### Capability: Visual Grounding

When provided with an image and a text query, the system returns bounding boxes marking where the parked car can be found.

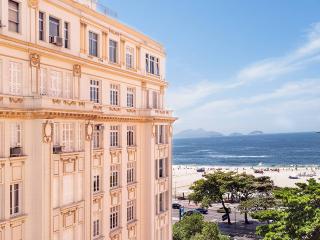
[172,203,182,209]
[183,210,201,217]
[195,207,208,214]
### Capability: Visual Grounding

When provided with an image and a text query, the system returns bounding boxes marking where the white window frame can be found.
[93,219,100,238]
[93,124,103,149]
[10,182,22,216]
[9,61,22,95]
[10,122,22,148]
[127,200,136,222]
[127,126,135,147]
[146,54,160,75]
[8,0,20,33]
[110,125,120,147]
[109,39,118,63]
[93,175,100,193]
[90,80,100,103]
[110,164,120,188]
[127,87,135,108]
[89,31,98,57]
[110,84,119,106]
[39,11,45,41]
[50,70,62,98]
[110,205,120,230]
[126,46,134,69]
[61,123,74,152]
[127,161,136,184]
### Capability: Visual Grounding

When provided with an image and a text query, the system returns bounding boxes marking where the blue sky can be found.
[102,0,320,134]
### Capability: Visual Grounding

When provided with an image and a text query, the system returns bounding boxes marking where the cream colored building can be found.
[0,0,175,239]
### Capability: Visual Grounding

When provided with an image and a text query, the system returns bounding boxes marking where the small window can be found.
[49,16,60,41]
[127,87,135,108]
[110,164,120,188]
[127,200,136,222]
[10,183,21,216]
[39,12,45,41]
[127,126,135,147]
[93,219,100,237]
[110,206,120,230]
[8,0,19,33]
[90,80,100,103]
[64,22,69,48]
[92,124,103,149]
[89,31,98,57]
[126,47,134,69]
[110,125,120,147]
[146,54,160,75]
[127,161,136,184]
[110,84,119,106]
[109,39,118,63]
[93,175,100,193]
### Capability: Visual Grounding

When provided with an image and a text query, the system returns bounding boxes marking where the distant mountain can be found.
[229,132,243,137]
[249,130,264,135]
[175,129,224,139]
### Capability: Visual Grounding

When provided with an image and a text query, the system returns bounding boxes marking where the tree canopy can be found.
[173,213,229,240]
[252,178,320,240]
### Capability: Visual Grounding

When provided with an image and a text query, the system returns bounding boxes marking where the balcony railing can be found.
[76,0,118,19]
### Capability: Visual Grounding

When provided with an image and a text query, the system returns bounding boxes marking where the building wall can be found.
[0,0,175,240]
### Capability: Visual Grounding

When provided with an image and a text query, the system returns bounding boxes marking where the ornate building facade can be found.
[0,0,175,239]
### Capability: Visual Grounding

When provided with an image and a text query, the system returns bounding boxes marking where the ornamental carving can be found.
[29,53,40,68]
[73,64,81,77]
[43,121,53,143]
[28,0,38,8]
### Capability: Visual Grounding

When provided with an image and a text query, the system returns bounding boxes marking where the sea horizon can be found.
[173,132,320,167]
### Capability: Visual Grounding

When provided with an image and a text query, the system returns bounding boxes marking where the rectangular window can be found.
[39,12,45,41]
[127,126,135,147]
[93,124,103,149]
[8,0,19,33]
[127,87,135,108]
[93,175,100,193]
[110,165,120,188]
[53,123,60,147]
[61,123,74,152]
[127,161,136,184]
[49,16,60,41]
[93,219,100,237]
[50,70,62,97]
[110,126,120,147]
[90,80,100,103]
[89,31,98,57]
[156,125,167,145]
[9,62,22,95]
[109,39,118,63]
[110,84,119,106]
[159,158,164,178]
[10,183,20,216]
[64,22,69,48]
[10,122,22,148]
[146,54,160,75]
[110,206,120,230]
[159,192,167,213]
[126,46,134,69]
[127,200,136,222]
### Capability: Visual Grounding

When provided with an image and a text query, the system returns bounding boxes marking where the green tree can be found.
[173,213,229,240]
[235,174,274,223]
[189,171,236,224]
[252,179,320,240]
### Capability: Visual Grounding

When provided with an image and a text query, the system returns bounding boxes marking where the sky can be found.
[102,0,320,134]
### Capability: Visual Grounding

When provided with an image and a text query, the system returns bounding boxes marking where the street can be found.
[172,200,261,240]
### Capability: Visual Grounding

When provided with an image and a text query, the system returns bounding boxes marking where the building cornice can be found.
[0,108,177,123]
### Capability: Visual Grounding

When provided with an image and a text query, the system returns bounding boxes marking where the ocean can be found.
[173,132,320,167]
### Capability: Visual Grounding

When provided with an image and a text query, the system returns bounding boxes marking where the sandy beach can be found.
[172,165,320,196]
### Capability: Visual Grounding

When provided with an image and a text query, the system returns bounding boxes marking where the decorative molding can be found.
[109,106,121,111]
[29,53,40,68]
[43,121,53,143]
[63,100,77,106]
[9,97,23,103]
[28,0,39,8]
[73,64,81,77]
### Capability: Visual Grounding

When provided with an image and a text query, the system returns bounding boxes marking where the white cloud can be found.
[168,23,320,117]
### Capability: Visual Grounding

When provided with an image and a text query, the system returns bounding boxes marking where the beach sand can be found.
[172,165,320,196]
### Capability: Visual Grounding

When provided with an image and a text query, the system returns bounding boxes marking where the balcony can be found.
[76,0,118,19]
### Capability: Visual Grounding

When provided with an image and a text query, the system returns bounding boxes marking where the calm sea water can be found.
[173,132,320,167]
